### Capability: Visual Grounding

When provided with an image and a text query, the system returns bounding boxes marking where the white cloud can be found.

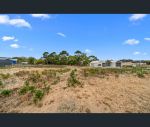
[129,14,147,21]
[133,51,147,55]
[10,43,20,48]
[14,39,18,42]
[85,49,92,54]
[9,19,31,28]
[29,48,33,51]
[2,35,19,42]
[124,39,140,45]
[144,38,150,41]
[133,51,141,55]
[2,36,15,41]
[0,15,31,28]
[31,14,50,19]
[57,32,66,38]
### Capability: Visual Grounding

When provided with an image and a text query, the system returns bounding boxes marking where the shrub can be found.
[28,72,41,83]
[0,80,3,86]
[51,76,60,85]
[1,89,12,96]
[57,68,71,74]
[137,71,144,78]
[43,86,51,94]
[67,69,82,87]
[33,90,44,103]
[19,86,28,95]
[42,70,56,80]
[14,71,30,77]
[19,81,35,95]
[0,73,11,80]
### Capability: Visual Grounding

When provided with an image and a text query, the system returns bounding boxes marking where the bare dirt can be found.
[0,66,150,113]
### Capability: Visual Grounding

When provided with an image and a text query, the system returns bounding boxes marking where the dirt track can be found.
[0,66,150,113]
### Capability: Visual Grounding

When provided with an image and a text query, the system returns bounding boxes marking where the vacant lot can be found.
[0,66,150,113]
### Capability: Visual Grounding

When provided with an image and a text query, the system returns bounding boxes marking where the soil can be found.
[0,66,150,113]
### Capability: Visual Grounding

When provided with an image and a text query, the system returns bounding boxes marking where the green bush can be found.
[33,90,44,103]
[137,71,144,78]
[82,67,148,77]
[19,81,35,95]
[0,80,3,86]
[1,89,12,96]
[67,69,82,87]
[19,86,28,95]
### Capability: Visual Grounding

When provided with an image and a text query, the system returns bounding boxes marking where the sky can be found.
[0,14,150,60]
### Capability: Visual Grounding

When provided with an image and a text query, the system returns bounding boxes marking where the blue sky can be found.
[0,14,150,60]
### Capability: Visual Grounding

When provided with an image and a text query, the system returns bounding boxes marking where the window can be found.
[102,63,106,67]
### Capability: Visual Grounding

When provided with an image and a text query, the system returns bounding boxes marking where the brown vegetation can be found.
[0,66,150,113]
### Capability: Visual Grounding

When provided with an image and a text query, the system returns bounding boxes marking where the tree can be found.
[49,52,57,57]
[41,50,98,66]
[68,56,77,65]
[59,50,69,57]
[59,50,69,65]
[80,53,90,66]
[43,52,49,58]
[28,57,36,64]
[74,50,82,56]
[35,59,44,65]
[88,55,99,62]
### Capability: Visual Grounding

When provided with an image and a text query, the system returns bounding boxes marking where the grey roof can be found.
[0,57,11,60]
[0,57,17,61]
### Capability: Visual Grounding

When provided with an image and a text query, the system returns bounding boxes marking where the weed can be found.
[19,86,28,95]
[14,71,30,77]
[57,100,76,112]
[51,76,60,85]
[43,86,51,94]
[57,68,71,74]
[0,73,11,80]
[33,90,44,104]
[137,71,144,78]
[19,81,35,95]
[1,89,12,96]
[0,80,3,87]
[67,69,82,87]
[28,72,41,83]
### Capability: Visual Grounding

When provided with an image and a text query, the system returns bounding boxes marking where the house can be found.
[121,61,136,67]
[21,62,28,65]
[0,57,17,66]
[133,61,147,66]
[90,60,122,68]
[90,60,105,67]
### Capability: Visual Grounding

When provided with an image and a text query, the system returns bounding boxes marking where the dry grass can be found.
[0,66,150,113]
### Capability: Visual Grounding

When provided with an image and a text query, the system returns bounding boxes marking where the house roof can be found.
[0,57,17,61]
[90,61,101,64]
[0,57,11,60]
[90,60,106,64]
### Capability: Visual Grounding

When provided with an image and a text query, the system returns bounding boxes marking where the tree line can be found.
[13,50,99,66]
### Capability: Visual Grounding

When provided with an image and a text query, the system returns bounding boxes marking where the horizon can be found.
[0,14,150,60]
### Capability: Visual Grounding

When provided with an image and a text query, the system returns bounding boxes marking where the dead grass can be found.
[0,66,150,113]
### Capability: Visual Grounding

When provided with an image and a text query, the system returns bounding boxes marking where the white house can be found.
[90,60,122,68]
